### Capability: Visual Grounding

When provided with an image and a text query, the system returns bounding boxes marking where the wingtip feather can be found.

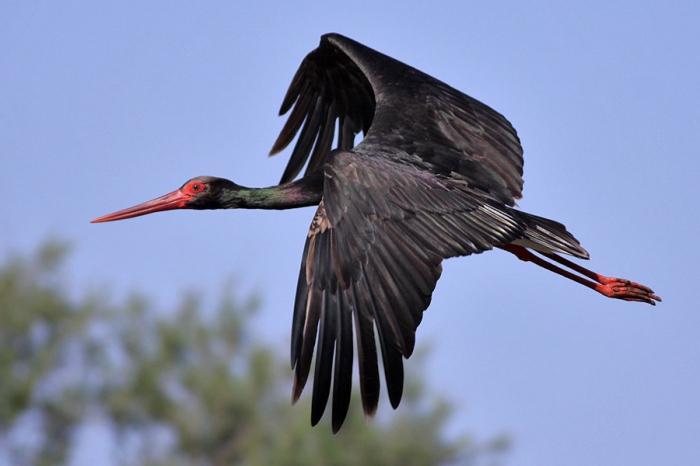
[291,380,303,404]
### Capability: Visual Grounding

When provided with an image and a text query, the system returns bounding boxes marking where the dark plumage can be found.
[93,33,661,433]
[274,34,586,431]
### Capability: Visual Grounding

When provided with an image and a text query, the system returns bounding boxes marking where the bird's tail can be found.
[507,209,590,259]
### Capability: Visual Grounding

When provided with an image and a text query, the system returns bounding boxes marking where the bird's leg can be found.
[498,244,661,305]
[540,251,636,286]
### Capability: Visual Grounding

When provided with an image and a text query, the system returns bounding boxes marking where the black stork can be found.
[93,33,661,432]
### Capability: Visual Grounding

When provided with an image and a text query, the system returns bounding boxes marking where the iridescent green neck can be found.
[223,177,322,210]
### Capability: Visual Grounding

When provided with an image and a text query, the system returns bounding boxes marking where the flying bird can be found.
[93,33,661,432]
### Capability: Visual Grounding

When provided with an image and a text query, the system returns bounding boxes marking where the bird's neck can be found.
[224,175,323,210]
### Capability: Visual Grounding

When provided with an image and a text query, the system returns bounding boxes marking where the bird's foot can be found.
[594,277,662,305]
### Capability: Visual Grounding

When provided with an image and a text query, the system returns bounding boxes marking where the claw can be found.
[500,246,661,306]
[595,278,662,305]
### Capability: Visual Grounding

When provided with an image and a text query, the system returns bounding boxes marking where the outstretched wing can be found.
[290,152,525,431]
[271,33,524,205]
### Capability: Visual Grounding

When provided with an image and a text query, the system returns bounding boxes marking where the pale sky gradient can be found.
[2,1,699,465]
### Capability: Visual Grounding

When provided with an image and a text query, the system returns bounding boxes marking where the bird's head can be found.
[91,176,241,223]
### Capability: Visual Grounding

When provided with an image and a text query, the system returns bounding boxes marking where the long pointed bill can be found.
[91,190,190,223]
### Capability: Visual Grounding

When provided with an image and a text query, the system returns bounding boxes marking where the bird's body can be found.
[93,33,660,432]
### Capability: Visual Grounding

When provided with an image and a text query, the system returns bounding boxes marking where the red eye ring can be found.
[186,181,206,194]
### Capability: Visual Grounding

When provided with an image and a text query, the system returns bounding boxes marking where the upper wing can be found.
[270,33,524,205]
[290,152,525,431]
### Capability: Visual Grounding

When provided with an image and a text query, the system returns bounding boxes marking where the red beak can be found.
[91,189,190,223]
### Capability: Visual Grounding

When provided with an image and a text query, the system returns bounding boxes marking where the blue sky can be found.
[2,1,699,465]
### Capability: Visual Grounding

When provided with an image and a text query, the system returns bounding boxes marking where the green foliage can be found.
[0,241,509,466]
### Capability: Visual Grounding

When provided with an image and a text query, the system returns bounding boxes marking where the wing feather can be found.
[331,291,353,433]
[281,96,325,183]
[310,292,336,425]
[352,295,380,416]
[271,33,524,204]
[270,81,314,155]
[290,152,525,430]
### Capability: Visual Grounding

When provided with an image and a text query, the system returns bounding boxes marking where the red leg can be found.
[499,244,661,305]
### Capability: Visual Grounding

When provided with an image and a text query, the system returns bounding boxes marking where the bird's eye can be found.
[184,182,207,195]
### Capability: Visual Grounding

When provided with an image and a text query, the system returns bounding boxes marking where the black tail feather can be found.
[509,210,590,259]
